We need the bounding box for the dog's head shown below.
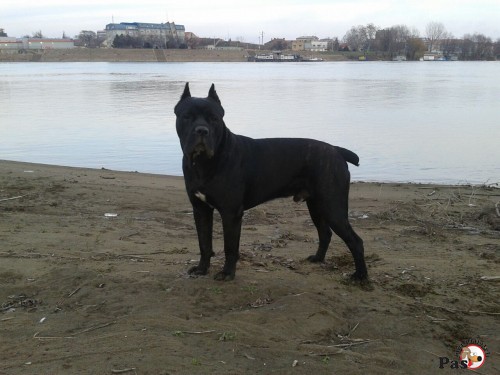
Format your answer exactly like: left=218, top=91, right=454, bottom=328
left=174, top=83, right=226, bottom=164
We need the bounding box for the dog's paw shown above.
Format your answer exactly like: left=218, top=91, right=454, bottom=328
left=214, top=270, right=235, bottom=281
left=350, top=270, right=368, bottom=281
left=188, top=265, right=208, bottom=276
left=347, top=272, right=372, bottom=289
left=306, top=254, right=325, bottom=263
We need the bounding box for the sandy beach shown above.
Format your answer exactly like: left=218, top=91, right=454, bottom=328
left=0, top=159, right=498, bottom=374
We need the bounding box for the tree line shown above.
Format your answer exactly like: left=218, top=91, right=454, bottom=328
left=341, top=22, right=499, bottom=60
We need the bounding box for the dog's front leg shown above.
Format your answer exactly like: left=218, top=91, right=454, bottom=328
left=215, top=210, right=243, bottom=281
left=189, top=203, right=215, bottom=276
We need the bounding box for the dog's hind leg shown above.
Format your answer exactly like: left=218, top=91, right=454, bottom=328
left=329, top=215, right=368, bottom=280
left=306, top=200, right=333, bottom=263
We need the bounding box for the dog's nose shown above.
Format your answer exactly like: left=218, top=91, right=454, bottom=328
left=195, top=126, right=209, bottom=136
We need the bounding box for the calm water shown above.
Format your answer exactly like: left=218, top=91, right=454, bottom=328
left=0, top=61, right=498, bottom=184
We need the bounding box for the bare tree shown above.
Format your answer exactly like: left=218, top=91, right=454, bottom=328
left=461, top=33, right=493, bottom=60
left=32, top=30, right=45, bottom=38
left=343, top=24, right=378, bottom=51
left=494, top=38, right=500, bottom=59
left=440, top=33, right=460, bottom=57
left=425, top=21, right=446, bottom=52
left=343, top=26, right=362, bottom=51
left=331, top=37, right=340, bottom=51
left=364, top=23, right=378, bottom=51
left=375, top=24, right=419, bottom=58
left=407, top=38, right=426, bottom=60
left=77, top=30, right=97, bottom=47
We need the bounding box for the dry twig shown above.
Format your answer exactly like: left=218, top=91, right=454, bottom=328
left=72, top=321, right=116, bottom=336
left=111, top=368, right=136, bottom=374
left=33, top=332, right=75, bottom=340
left=68, top=287, right=81, bottom=297
left=178, top=330, right=215, bottom=335
left=329, top=339, right=375, bottom=348
left=480, top=276, right=500, bottom=281
left=0, top=194, right=28, bottom=203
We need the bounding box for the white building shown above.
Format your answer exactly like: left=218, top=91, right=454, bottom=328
left=310, top=40, right=328, bottom=52
left=105, top=22, right=185, bottom=48
left=0, top=37, right=74, bottom=50
left=293, top=36, right=327, bottom=52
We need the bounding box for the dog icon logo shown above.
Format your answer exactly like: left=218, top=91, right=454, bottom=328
left=459, top=344, right=486, bottom=369
left=439, top=338, right=490, bottom=370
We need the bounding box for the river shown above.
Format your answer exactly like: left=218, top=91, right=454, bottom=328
left=0, top=61, right=498, bottom=184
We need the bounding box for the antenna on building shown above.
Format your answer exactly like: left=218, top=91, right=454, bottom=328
left=258, top=31, right=264, bottom=48
left=112, top=15, right=114, bottom=24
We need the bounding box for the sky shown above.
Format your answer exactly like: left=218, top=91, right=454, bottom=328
left=1, top=0, right=499, bottom=42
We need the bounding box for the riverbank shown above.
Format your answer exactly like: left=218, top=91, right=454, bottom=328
left=0, top=48, right=248, bottom=62
left=0, top=48, right=349, bottom=62
left=0, top=160, right=498, bottom=374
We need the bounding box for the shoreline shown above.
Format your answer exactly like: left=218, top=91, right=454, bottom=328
left=0, top=158, right=498, bottom=373
left=1, top=159, right=497, bottom=188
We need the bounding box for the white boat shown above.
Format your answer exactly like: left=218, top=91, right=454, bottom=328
left=249, top=51, right=301, bottom=62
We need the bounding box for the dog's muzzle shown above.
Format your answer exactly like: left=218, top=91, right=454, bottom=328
left=195, top=125, right=209, bottom=137
left=188, top=126, right=214, bottom=161
left=190, top=143, right=213, bottom=160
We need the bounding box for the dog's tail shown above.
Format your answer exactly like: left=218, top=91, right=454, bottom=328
left=335, top=146, right=360, bottom=167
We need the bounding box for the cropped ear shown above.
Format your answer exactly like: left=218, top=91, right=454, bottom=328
left=180, top=82, right=191, bottom=101
left=208, top=84, right=221, bottom=105
left=174, top=82, right=191, bottom=115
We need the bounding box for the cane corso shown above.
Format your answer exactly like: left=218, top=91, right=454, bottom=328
left=174, top=83, right=367, bottom=281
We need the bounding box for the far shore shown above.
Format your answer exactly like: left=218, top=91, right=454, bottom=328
left=0, top=48, right=350, bottom=63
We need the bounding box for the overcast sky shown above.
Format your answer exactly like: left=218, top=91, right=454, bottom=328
left=1, top=0, right=499, bottom=41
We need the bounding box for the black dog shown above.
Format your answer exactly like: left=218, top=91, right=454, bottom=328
left=174, top=83, right=367, bottom=281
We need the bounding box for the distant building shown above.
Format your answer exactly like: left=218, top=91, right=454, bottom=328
left=27, top=38, right=74, bottom=49
left=292, top=40, right=305, bottom=51
left=310, top=40, right=328, bottom=52
left=0, top=37, right=74, bottom=50
left=292, top=36, right=326, bottom=51
left=0, top=37, right=18, bottom=50
left=96, top=30, right=107, bottom=40
left=105, top=22, right=185, bottom=48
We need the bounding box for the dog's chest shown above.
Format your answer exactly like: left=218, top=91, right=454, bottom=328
left=194, top=191, right=207, bottom=203
left=193, top=189, right=215, bottom=209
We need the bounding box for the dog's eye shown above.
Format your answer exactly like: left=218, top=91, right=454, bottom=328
left=182, top=114, right=192, bottom=121
left=209, top=114, right=218, bottom=122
